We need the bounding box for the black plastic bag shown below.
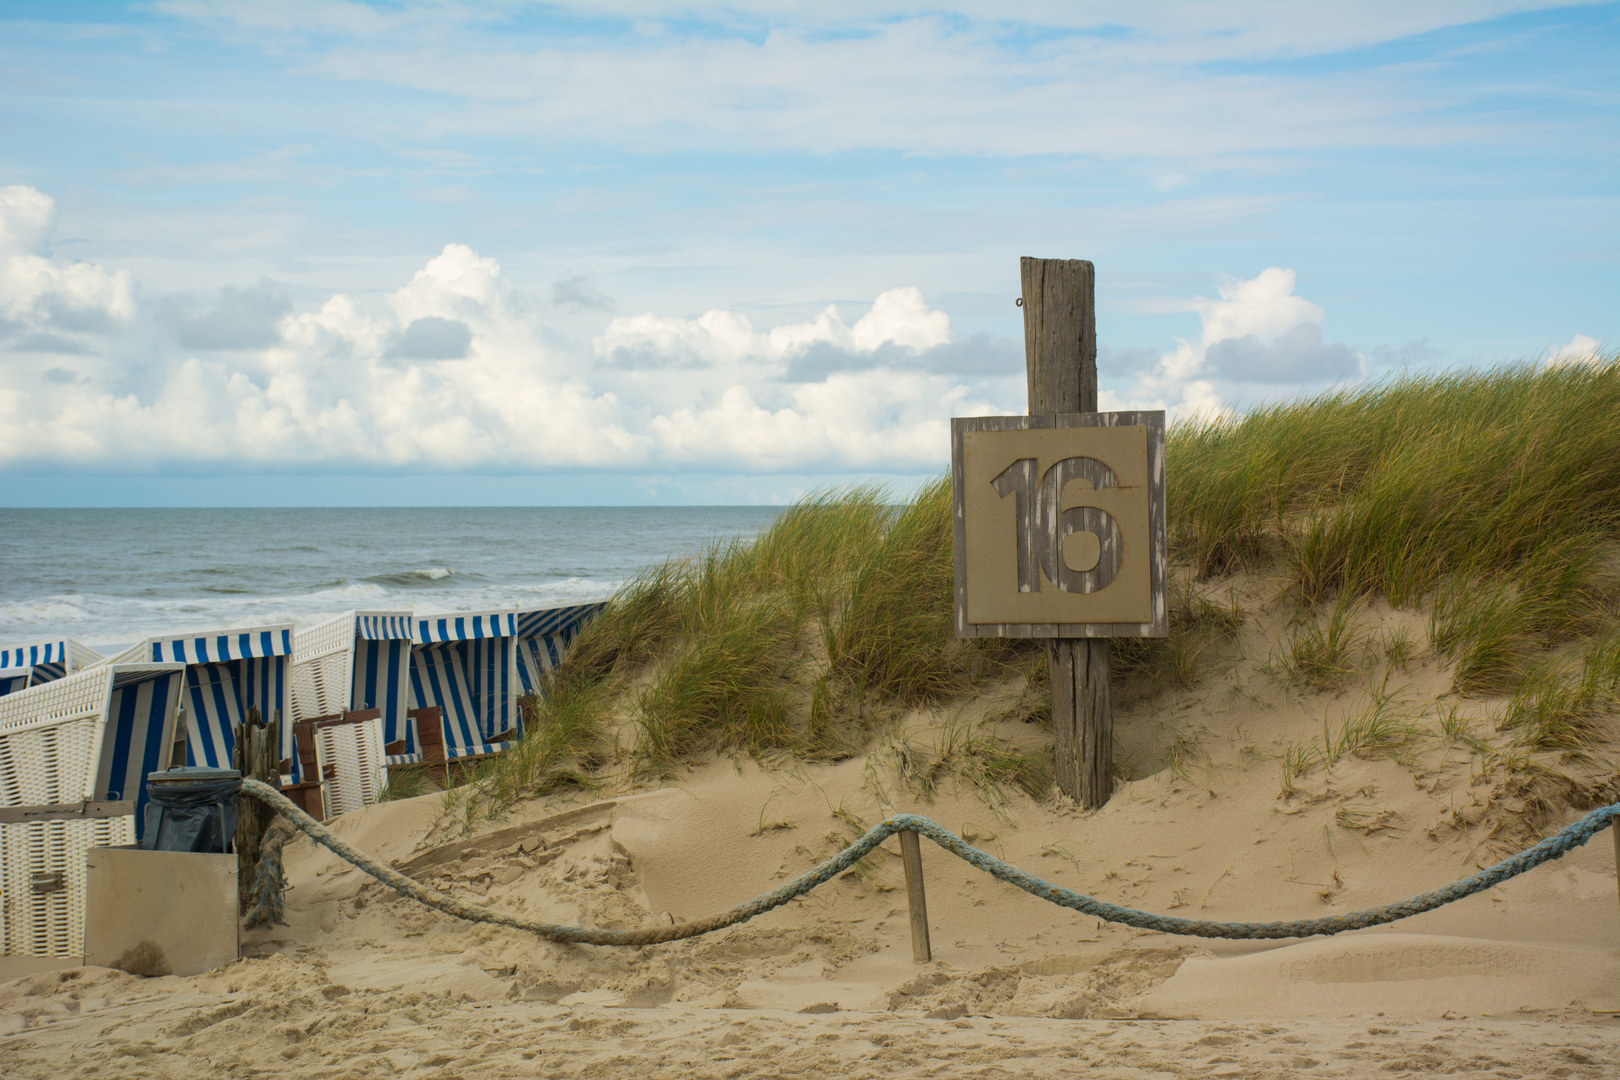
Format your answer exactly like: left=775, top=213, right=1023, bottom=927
left=143, top=767, right=242, bottom=854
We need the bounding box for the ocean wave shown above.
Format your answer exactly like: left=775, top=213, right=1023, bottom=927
left=1, top=505, right=773, bottom=650
left=365, top=567, right=457, bottom=588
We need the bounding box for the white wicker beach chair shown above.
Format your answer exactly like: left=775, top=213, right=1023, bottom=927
left=290, top=611, right=414, bottom=764
left=0, top=637, right=105, bottom=697
left=0, top=662, right=186, bottom=957
left=311, top=710, right=388, bottom=818
left=284, top=612, right=415, bottom=816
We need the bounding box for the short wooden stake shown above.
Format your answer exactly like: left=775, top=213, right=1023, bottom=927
left=899, top=829, right=932, bottom=963
left=1612, top=820, right=1620, bottom=918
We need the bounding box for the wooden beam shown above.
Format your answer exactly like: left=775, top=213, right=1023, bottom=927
left=1020, top=256, right=1113, bottom=808
left=0, top=800, right=134, bottom=824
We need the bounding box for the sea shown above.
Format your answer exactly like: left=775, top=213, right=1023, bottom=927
left=0, top=507, right=784, bottom=654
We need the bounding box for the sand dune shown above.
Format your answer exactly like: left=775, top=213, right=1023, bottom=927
left=4, top=586, right=1619, bottom=1076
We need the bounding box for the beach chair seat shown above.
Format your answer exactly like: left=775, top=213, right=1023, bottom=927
left=288, top=709, right=386, bottom=820
left=383, top=705, right=459, bottom=786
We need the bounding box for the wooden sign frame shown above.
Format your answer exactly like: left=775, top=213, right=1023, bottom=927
left=952, top=411, right=1167, bottom=639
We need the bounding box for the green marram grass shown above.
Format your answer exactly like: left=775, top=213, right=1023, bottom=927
left=444, top=358, right=1619, bottom=826
left=1174, top=360, right=1620, bottom=692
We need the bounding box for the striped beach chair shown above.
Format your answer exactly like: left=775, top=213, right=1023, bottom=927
left=515, top=602, right=607, bottom=698
left=0, top=662, right=186, bottom=958
left=290, top=610, right=415, bottom=758
left=0, top=637, right=105, bottom=697
left=283, top=611, right=415, bottom=816
left=99, top=624, right=296, bottom=781
left=408, top=602, right=604, bottom=762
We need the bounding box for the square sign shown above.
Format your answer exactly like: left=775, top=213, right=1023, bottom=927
left=952, top=412, right=1167, bottom=638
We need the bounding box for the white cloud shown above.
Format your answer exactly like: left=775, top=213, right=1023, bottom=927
left=0, top=186, right=1417, bottom=476
left=0, top=185, right=55, bottom=253
left=1124, top=267, right=1365, bottom=422
left=0, top=232, right=1384, bottom=471
left=0, top=186, right=134, bottom=344
left=155, top=2, right=1567, bottom=162
left=1542, top=332, right=1604, bottom=369
left=0, top=213, right=1000, bottom=475
left=593, top=286, right=950, bottom=370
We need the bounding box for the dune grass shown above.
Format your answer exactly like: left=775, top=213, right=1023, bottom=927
left=1175, top=360, right=1620, bottom=692
left=1172, top=362, right=1620, bottom=597
left=441, top=358, right=1619, bottom=827
left=878, top=713, right=1055, bottom=812
left=1497, top=628, right=1620, bottom=752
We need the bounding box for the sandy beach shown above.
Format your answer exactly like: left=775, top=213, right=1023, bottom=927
left=5, top=575, right=1620, bottom=1077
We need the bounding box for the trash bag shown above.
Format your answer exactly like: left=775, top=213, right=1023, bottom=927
left=144, top=767, right=242, bottom=854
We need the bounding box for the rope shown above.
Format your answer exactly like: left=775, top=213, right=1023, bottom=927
left=242, top=824, right=291, bottom=929
left=239, top=780, right=1620, bottom=945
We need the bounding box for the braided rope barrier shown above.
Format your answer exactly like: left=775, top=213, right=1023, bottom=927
left=243, top=824, right=291, bottom=930
left=240, top=780, right=1619, bottom=945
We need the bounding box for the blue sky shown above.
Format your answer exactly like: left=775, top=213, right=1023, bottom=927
left=1, top=1, right=1615, bottom=506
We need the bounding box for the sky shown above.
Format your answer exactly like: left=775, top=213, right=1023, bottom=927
left=0, top=0, right=1615, bottom=507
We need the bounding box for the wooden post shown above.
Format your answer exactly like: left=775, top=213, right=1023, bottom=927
left=1613, top=820, right=1619, bottom=918
left=899, top=829, right=932, bottom=963
left=1021, top=256, right=1113, bottom=808
left=233, top=706, right=281, bottom=910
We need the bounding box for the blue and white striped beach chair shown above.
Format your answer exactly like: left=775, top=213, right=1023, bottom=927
left=99, top=624, right=296, bottom=780
left=0, top=662, right=185, bottom=957
left=0, top=637, right=105, bottom=697
left=409, top=602, right=604, bottom=762
left=290, top=610, right=415, bottom=762
left=515, top=602, right=607, bottom=698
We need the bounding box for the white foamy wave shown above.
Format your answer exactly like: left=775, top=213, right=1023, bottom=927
left=409, top=577, right=623, bottom=617
left=1, top=576, right=627, bottom=651
left=0, top=594, right=101, bottom=628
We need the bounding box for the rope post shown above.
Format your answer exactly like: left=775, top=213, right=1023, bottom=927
left=899, top=828, right=932, bottom=963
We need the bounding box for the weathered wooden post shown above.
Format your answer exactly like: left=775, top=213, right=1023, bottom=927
left=232, top=705, right=281, bottom=910
left=951, top=258, right=1167, bottom=811
left=899, top=829, right=932, bottom=962
left=1021, top=258, right=1111, bottom=806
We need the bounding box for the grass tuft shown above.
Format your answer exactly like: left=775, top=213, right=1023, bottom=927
left=881, top=714, right=1054, bottom=811
left=1278, top=740, right=1324, bottom=797
left=374, top=765, right=431, bottom=804
left=1112, top=578, right=1243, bottom=700
left=1498, top=640, right=1620, bottom=752
left=1279, top=593, right=1363, bottom=692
